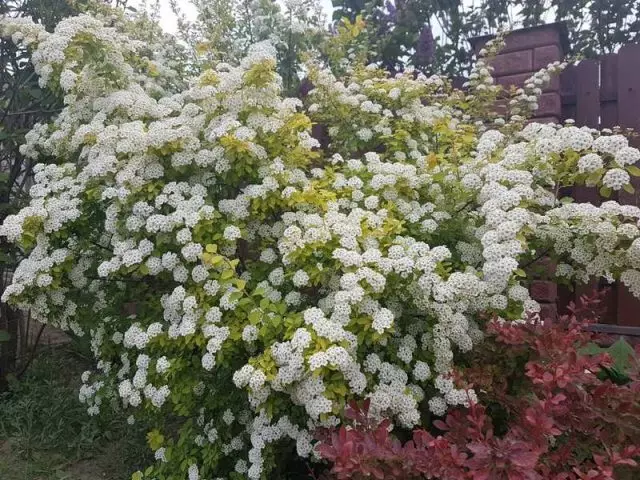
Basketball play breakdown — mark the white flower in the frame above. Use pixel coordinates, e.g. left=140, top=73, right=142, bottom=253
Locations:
left=372, top=308, right=394, bottom=333
left=428, top=396, right=447, bottom=416
left=188, top=464, right=199, bottom=480
left=292, top=269, right=309, bottom=287
left=602, top=168, right=630, bottom=190
left=242, top=325, right=259, bottom=342
left=224, top=225, right=242, bottom=240
left=412, top=361, right=431, bottom=381
left=615, top=146, right=640, bottom=166
left=202, top=353, right=215, bottom=371
left=156, top=356, right=170, bottom=374
left=577, top=153, right=603, bottom=173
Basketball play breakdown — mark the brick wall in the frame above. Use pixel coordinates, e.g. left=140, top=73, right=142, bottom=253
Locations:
left=469, top=23, right=569, bottom=123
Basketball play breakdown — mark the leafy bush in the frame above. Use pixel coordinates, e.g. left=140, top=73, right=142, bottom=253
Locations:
left=316, top=293, right=640, bottom=479
left=2, top=8, right=640, bottom=480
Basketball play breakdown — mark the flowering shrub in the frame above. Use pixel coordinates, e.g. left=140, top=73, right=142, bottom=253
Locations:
left=316, top=293, right=640, bottom=479
left=3, top=9, right=640, bottom=479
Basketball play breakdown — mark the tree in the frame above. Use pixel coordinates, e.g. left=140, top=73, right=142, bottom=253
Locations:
left=170, top=0, right=326, bottom=94
left=0, top=0, right=79, bottom=388
left=331, top=0, right=640, bottom=75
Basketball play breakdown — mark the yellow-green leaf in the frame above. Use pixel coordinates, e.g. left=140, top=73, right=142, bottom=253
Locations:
left=627, top=165, right=640, bottom=177
left=221, top=269, right=235, bottom=280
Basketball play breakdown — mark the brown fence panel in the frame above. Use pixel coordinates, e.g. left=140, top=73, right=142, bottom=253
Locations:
left=565, top=60, right=617, bottom=320
left=614, top=43, right=640, bottom=327
left=599, top=54, right=618, bottom=129
left=560, top=65, right=577, bottom=122
left=574, top=59, right=600, bottom=127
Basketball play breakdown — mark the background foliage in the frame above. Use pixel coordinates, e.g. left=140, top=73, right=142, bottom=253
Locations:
left=169, top=0, right=326, bottom=94
left=331, top=0, right=640, bottom=75
left=0, top=0, right=79, bottom=388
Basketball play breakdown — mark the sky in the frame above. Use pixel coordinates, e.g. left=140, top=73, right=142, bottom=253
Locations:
left=157, top=0, right=335, bottom=33
left=157, top=1, right=196, bottom=33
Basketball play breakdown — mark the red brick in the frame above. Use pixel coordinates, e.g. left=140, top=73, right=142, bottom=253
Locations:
left=545, top=75, right=561, bottom=92
left=534, top=256, right=556, bottom=273
left=495, top=73, right=560, bottom=92
left=490, top=50, right=533, bottom=76
left=535, top=92, right=561, bottom=117
left=495, top=73, right=531, bottom=89
left=533, top=44, right=562, bottom=70
left=470, top=24, right=567, bottom=55
left=526, top=256, right=557, bottom=278
left=530, top=281, right=558, bottom=302
left=493, top=99, right=509, bottom=116
left=539, top=302, right=558, bottom=322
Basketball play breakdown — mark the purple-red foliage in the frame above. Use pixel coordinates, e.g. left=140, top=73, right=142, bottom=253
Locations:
left=315, top=292, right=640, bottom=480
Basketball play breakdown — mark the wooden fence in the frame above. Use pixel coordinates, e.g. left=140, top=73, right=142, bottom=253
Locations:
left=558, top=44, right=640, bottom=328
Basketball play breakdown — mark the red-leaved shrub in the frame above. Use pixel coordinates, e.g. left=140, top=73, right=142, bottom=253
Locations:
left=315, top=292, right=640, bottom=479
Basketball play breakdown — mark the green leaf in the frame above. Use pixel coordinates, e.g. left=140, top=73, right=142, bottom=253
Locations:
left=205, top=244, right=218, bottom=253
left=607, top=338, right=636, bottom=371
left=221, top=269, right=235, bottom=280
left=208, top=255, right=224, bottom=266
left=0, top=330, right=10, bottom=343
left=580, top=338, right=636, bottom=373
left=627, top=165, right=640, bottom=177
left=623, top=183, right=635, bottom=194
left=514, top=268, right=526, bottom=278
left=580, top=342, right=602, bottom=356
left=146, top=429, right=165, bottom=450
left=599, top=185, right=612, bottom=198
left=585, top=170, right=603, bottom=186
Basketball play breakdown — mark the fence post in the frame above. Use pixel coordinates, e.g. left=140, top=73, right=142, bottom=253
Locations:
left=615, top=43, right=640, bottom=327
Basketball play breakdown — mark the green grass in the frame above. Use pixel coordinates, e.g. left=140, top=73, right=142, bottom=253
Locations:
left=0, top=342, right=150, bottom=480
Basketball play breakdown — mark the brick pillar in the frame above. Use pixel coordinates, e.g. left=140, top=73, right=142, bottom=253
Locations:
left=469, top=23, right=569, bottom=123
left=470, top=24, right=571, bottom=320
left=523, top=256, right=558, bottom=322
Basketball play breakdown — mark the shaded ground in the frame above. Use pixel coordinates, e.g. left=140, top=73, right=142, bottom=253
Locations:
left=0, top=343, right=150, bottom=480
left=0, top=441, right=116, bottom=480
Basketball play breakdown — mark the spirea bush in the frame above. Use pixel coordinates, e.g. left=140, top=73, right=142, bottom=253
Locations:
left=3, top=11, right=640, bottom=480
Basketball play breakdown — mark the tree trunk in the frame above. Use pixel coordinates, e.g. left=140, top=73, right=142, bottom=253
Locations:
left=0, top=274, right=19, bottom=391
